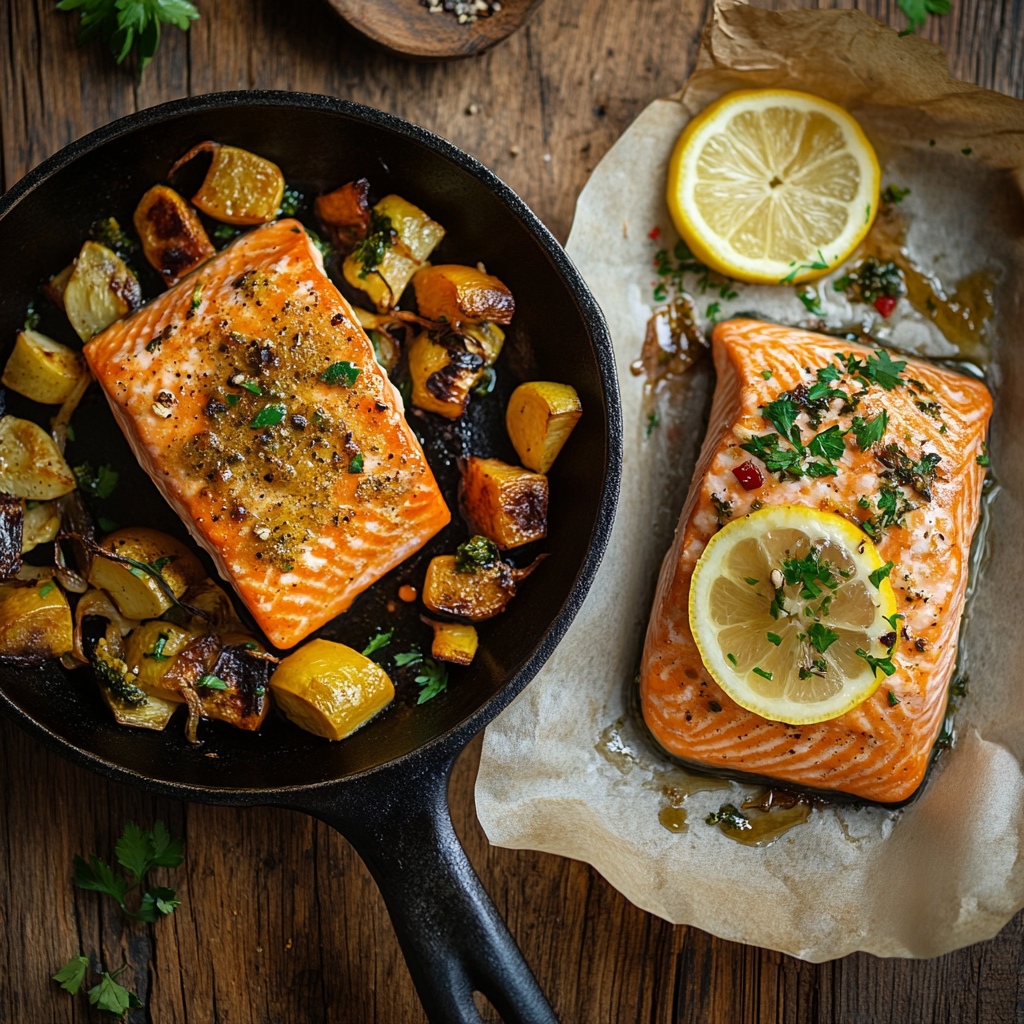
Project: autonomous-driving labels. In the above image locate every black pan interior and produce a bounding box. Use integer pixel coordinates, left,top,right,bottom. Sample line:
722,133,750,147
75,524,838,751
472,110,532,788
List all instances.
0,94,619,795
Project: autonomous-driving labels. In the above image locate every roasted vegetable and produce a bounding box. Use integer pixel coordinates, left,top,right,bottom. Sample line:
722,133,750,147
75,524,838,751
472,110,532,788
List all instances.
506,381,582,474
43,264,74,309
343,195,445,312
196,643,272,731
422,616,478,666
22,500,60,554
134,184,216,286
0,579,73,662
461,457,548,550
270,638,394,741
315,178,371,254
0,494,21,578
63,241,141,342
87,528,205,620
73,587,139,665
351,308,401,374
178,577,245,632
422,549,543,622
0,415,76,500
171,141,285,225
463,321,505,367
92,634,178,730
413,264,515,325
2,330,86,405
408,332,484,419
123,621,193,702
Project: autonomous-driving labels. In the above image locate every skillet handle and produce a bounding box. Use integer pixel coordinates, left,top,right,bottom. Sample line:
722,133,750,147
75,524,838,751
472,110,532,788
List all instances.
299,744,559,1024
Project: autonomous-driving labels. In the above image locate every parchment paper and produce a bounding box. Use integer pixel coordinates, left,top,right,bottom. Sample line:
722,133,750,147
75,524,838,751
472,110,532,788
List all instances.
475,1,1024,960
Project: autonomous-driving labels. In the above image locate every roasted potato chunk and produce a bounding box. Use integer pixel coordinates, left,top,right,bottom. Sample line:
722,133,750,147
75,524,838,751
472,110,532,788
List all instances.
123,621,194,703
315,178,371,254
22,500,60,554
413,264,515,326
422,616,478,666
271,638,394,741
408,332,484,420
87,528,205,620
64,241,141,341
43,264,74,309
0,580,73,662
92,635,179,730
2,330,85,405
461,457,548,550
134,184,216,286
0,415,76,500
463,321,505,367
171,141,285,225
343,194,445,312
422,545,542,622
506,381,582,474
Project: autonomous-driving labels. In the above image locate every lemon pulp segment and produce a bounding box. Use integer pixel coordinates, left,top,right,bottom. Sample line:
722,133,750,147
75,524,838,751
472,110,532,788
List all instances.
689,506,897,725
667,89,880,285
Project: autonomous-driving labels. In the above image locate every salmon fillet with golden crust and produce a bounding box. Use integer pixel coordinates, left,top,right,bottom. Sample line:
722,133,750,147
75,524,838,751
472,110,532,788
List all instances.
84,220,450,649
641,318,992,804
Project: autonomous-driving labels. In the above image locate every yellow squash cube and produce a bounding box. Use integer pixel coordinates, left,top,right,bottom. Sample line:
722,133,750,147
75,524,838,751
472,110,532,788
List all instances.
408,332,483,420
412,264,514,325
506,381,582,473
2,330,85,405
0,580,72,661
422,616,479,666
461,457,548,550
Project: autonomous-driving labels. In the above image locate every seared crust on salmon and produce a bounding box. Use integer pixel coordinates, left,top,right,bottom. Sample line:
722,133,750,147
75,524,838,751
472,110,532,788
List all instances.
640,318,992,803
84,220,451,649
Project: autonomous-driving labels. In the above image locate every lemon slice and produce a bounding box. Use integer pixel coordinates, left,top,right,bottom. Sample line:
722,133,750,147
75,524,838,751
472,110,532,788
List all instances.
689,506,897,725
667,89,880,285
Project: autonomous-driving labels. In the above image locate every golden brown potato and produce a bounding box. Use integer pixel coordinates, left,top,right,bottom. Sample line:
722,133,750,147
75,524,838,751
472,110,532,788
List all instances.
91,634,179,730
171,141,285,225
343,195,445,312
0,415,76,500
87,528,205,620
271,638,394,741
461,457,548,550
22,500,60,554
422,548,542,622
413,264,515,325
408,332,484,420
315,178,371,254
0,579,73,662
462,321,505,367
63,241,141,341
2,330,85,405
123,620,193,703
134,184,216,286
506,381,582,474
422,616,478,666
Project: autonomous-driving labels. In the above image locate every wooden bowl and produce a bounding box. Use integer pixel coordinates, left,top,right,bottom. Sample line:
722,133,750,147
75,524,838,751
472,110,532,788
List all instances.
326,0,544,61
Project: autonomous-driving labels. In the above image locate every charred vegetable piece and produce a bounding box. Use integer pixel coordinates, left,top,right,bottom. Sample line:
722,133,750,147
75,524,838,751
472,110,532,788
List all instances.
422,616,478,666
123,621,194,703
22,500,60,554
413,265,515,325
43,264,74,309
461,457,548,550
270,638,394,741
179,578,244,631
0,494,21,578
171,141,285,225
506,381,582,474
134,184,216,287
197,643,272,731
63,241,141,341
315,179,372,254
2,330,86,405
0,415,76,500
422,552,542,622
408,332,484,420
0,580,73,663
92,635,178,730
343,195,445,312
462,321,505,367
87,528,205,620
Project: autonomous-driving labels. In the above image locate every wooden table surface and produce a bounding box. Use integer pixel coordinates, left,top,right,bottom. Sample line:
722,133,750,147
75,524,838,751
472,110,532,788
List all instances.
2,1,1023,1021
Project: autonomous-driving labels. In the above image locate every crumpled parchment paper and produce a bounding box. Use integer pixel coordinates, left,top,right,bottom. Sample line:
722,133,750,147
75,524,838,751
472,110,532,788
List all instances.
475,0,1024,960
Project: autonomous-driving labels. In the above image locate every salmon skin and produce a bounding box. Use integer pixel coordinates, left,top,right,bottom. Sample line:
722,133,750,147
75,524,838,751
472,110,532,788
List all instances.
640,318,992,804
84,220,451,650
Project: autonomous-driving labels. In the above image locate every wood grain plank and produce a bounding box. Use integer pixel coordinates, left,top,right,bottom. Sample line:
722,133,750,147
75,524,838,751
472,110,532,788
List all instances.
1,0,1023,1021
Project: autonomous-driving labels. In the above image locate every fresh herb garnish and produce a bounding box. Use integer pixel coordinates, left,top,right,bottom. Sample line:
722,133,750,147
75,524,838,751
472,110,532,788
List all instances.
225,393,239,407
305,227,336,262
56,0,199,75
74,821,184,923
855,613,903,678
38,582,55,598
348,453,364,474
851,411,888,450
279,185,304,217
869,561,895,588
88,965,142,1019
706,301,722,323
73,462,120,499
321,361,361,387
144,632,171,661
797,287,824,315
807,622,839,654
394,648,423,667
710,493,732,527
761,370,772,380
415,657,448,704
706,804,751,829
780,250,830,285
782,550,840,601
745,577,759,586
197,674,227,690
761,397,801,446
652,237,739,302
864,483,917,535
882,184,911,204
249,404,286,429
766,632,782,646
808,424,846,462
645,411,660,437
888,690,901,706
839,348,907,391
353,210,397,279
897,0,950,35
726,653,738,666
53,955,90,995
362,630,394,657
213,223,241,246
128,554,175,581
190,282,203,312
455,535,500,574
752,666,773,680
976,443,990,467
240,380,262,395
877,442,941,500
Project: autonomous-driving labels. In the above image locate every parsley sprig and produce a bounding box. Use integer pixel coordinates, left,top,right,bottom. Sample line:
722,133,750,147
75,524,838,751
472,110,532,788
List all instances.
54,956,141,1020
394,647,449,703
897,0,949,34
74,820,184,923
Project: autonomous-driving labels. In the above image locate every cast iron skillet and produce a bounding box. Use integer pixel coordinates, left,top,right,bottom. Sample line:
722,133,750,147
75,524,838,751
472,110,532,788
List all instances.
0,92,621,1024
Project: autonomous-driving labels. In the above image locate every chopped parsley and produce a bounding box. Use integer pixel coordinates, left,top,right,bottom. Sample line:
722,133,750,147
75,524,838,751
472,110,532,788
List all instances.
38,582,55,599
706,804,751,829
415,657,448,704
321,361,360,386
645,411,660,437
710,493,732,527
882,184,911,204
877,442,941,500
856,613,903,678
761,397,801,445
143,632,171,661
888,690,901,706
73,462,120,499
782,550,841,602
240,380,263,395
863,483,918,535
652,237,739,303
455,535,499,573
726,653,738,666
197,674,228,690
353,210,397,279
833,258,904,306
808,424,845,461
249,404,286,429
394,648,423,667
797,287,824,316
851,411,888,450
869,561,895,588
361,629,393,657
225,393,239,407
807,622,839,654
976,443,990,467
189,282,203,311
744,577,759,586
766,632,782,646
761,370,772,380
348,453,364,474
752,666,773,680
839,348,907,391
780,249,830,285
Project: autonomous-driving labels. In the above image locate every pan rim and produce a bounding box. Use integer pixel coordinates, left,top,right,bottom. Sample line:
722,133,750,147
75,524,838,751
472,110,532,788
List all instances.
0,90,623,802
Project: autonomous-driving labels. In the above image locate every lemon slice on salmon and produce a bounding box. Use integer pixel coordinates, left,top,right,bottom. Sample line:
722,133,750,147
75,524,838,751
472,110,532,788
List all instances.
667,89,880,285
689,506,898,725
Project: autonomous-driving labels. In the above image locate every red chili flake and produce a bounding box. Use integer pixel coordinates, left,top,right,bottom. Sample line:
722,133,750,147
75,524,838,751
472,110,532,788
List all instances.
648,226,661,240
732,461,764,491
874,295,897,318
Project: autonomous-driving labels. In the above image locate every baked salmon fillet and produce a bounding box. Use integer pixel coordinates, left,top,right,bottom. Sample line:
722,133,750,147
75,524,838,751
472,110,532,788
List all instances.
640,318,992,804
84,219,450,649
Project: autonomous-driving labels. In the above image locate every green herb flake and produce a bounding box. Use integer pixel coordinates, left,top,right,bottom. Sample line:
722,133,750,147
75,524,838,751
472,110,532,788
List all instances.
797,287,824,316
53,954,90,995
455,535,499,574
766,632,782,646
706,803,751,830
726,653,738,666
362,629,394,657
744,577,759,586
882,185,911,204
38,582,55,599
976,442,990,467
851,410,888,450
761,397,801,445
320,361,361,387
962,147,972,156
706,301,722,323
888,690,901,706
24,299,40,331
73,462,120,500
761,370,772,380
807,622,839,654
249,404,286,429
645,411,660,438
348,453,364,474
415,657,449,704
190,282,203,311
225,393,239,407
66,423,76,442
394,648,423,668
240,380,263,395
279,185,304,217
897,0,950,34
808,424,846,462
144,632,171,662
88,967,142,1018
869,561,895,588
353,210,397,279
197,674,228,690
752,666,773,680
